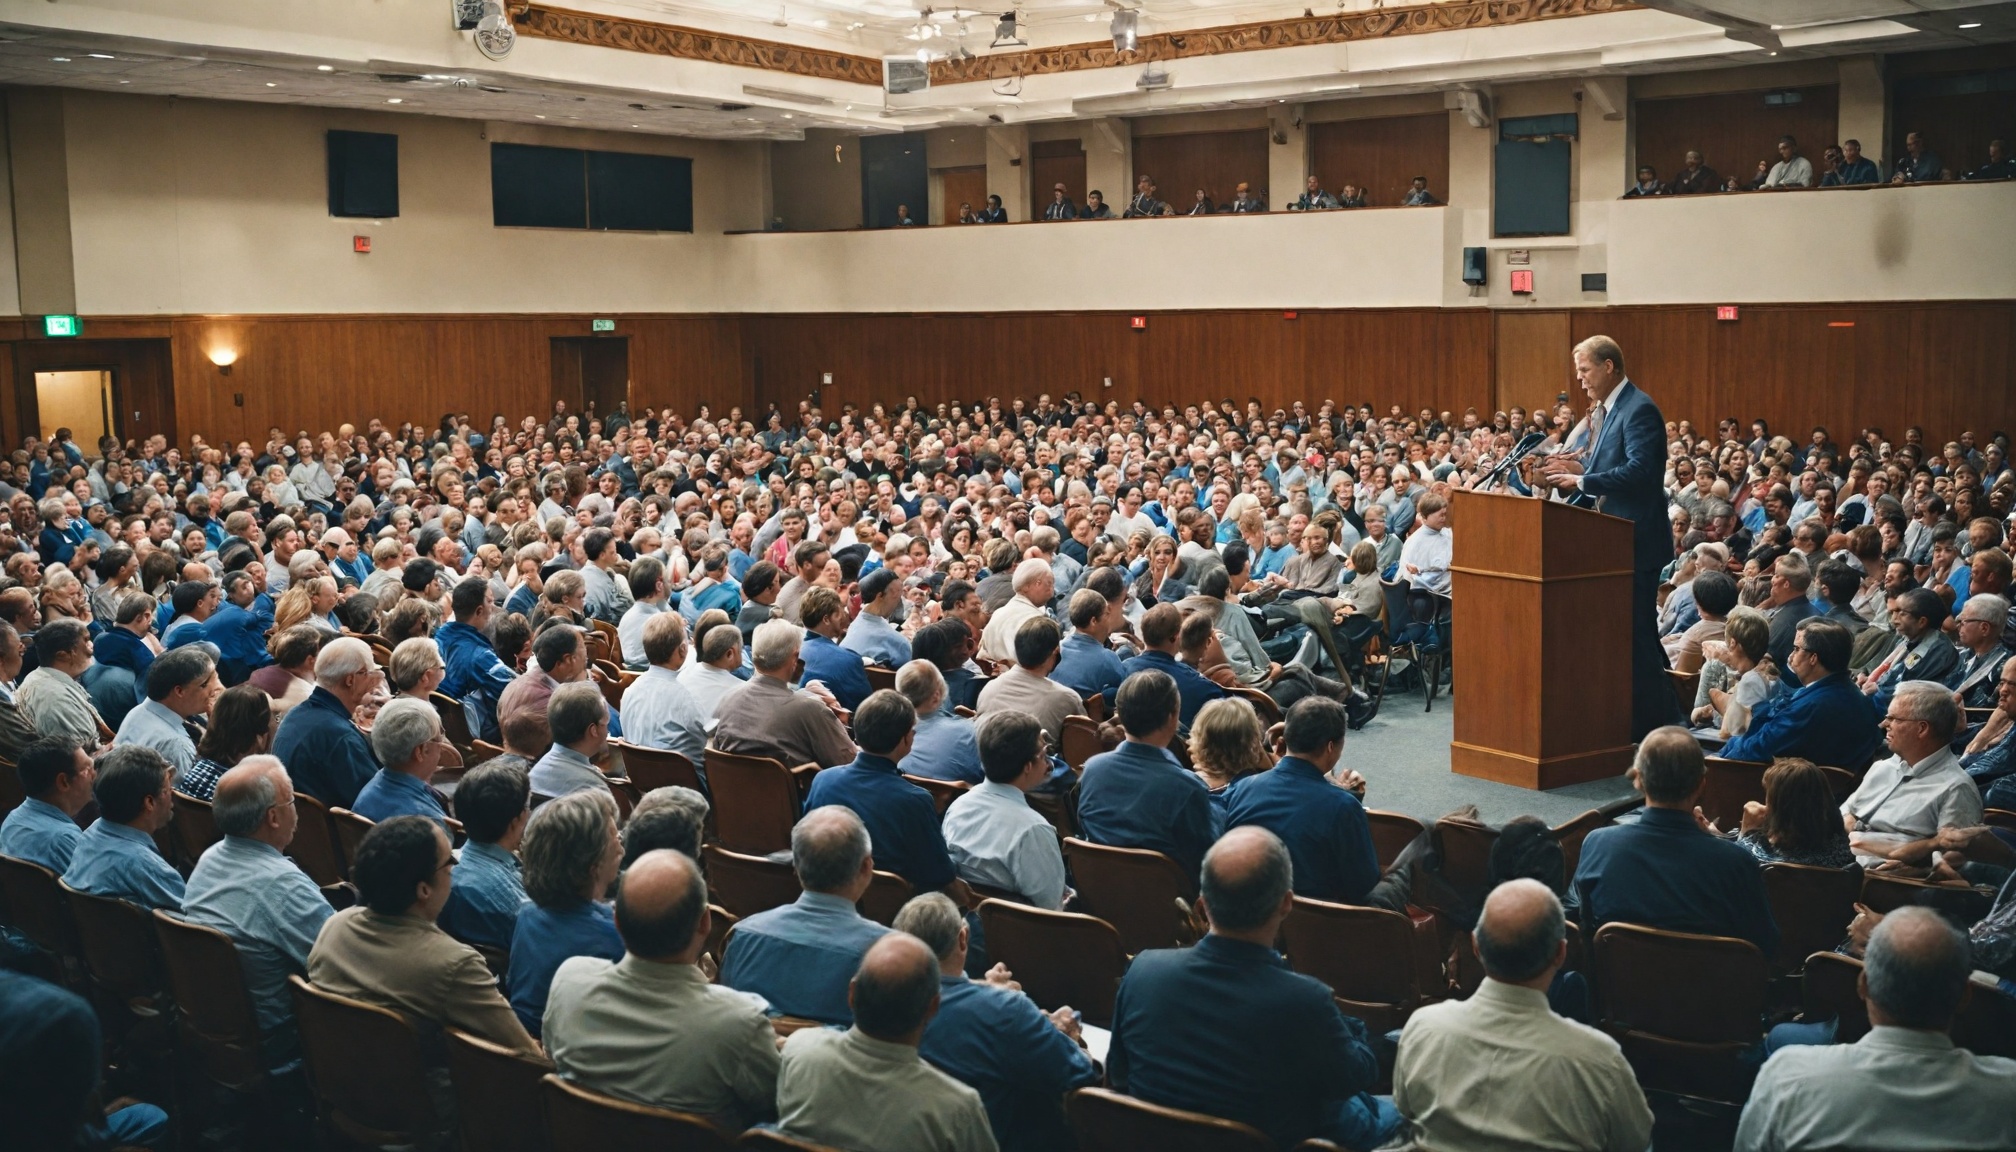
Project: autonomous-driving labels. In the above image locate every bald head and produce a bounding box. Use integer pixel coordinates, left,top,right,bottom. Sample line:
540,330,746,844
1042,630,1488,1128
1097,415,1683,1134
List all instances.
1865,905,1972,1031
850,932,941,1044
211,754,292,844
1474,878,1567,986
1200,826,1293,937
791,804,873,894
1633,725,1704,806
614,848,710,962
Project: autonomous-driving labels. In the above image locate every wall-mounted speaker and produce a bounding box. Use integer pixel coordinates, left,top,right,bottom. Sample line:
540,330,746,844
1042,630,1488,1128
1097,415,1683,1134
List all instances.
327,130,399,219
1581,273,1608,292
1461,246,1487,286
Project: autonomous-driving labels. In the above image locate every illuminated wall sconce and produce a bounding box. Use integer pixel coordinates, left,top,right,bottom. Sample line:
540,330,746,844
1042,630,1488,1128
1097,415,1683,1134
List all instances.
208,348,238,376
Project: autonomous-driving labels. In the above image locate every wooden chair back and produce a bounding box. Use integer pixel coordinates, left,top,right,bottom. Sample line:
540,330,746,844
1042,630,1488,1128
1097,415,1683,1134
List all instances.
61,881,167,1012
1955,979,2016,1059
1225,684,1282,726
1593,923,1769,1102
858,870,915,927
1800,950,1871,1043
978,899,1126,1025
471,740,507,764
1859,872,1995,922
433,691,478,754
443,1028,555,1152
540,1072,734,1151
1065,1086,1272,1152
704,748,801,855
1281,896,1443,1035
902,774,968,816
864,665,898,693
1985,808,2016,831
172,790,224,864
1550,809,1611,878
1431,817,1498,907
1063,837,1198,956
153,910,267,1091
602,776,641,820
703,904,737,971
1080,692,1108,723
0,755,22,818
1060,715,1104,774
736,1131,842,1151
289,975,445,1144
701,843,802,920
288,792,347,884
616,741,707,795
0,852,80,959
329,807,375,876
1027,786,1078,841
1761,863,1862,972
1364,810,1425,872
1668,668,1701,708
1819,765,1860,804
1699,756,1769,830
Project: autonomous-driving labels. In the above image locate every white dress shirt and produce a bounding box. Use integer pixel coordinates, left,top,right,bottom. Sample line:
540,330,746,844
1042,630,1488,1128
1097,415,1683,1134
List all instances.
941,781,1068,910
1398,525,1452,595
679,663,746,728
619,666,709,763
1841,745,1981,865
1735,1026,2016,1151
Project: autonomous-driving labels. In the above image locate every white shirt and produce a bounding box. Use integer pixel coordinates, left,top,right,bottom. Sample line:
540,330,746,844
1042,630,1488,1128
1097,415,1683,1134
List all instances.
941,781,1068,911
1762,155,1814,188
1735,1026,2016,1151
679,663,746,729
619,666,709,763
618,599,668,669
979,594,1046,666
1841,745,1981,865
1399,524,1452,595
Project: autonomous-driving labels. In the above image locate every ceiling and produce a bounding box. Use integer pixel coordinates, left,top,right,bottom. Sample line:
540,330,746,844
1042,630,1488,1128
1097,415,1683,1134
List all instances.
0,0,2009,142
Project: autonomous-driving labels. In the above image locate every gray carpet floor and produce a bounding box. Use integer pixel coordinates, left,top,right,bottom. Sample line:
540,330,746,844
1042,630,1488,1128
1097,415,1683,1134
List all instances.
1342,682,1640,826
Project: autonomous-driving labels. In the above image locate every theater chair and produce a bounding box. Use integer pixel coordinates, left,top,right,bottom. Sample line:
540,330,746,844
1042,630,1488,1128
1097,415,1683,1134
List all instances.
541,1072,734,1151
1066,1087,1271,1152
1064,838,1201,956
1593,923,1769,1104
978,899,1127,1025
444,1027,555,1152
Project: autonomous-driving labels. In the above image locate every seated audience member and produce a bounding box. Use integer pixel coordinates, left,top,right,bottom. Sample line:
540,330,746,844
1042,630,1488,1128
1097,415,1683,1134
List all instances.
1833,137,1882,185
896,893,1098,1152
976,615,1083,743
438,576,516,738
542,848,780,1129
1762,135,1814,187
1720,619,1882,766
1947,593,2010,709
1290,175,1339,211
506,789,624,1037
979,195,1007,222
799,586,874,712
718,805,891,1026
1962,137,2014,181
620,612,708,763
845,568,914,668
1842,680,1978,867
1041,183,1078,220
1572,727,1778,955
1112,826,1395,1150
942,712,1069,910
619,555,670,668
1961,660,2016,790
1665,568,1736,672
1762,555,1818,678
619,786,710,868
353,697,453,826
1228,182,1265,212
18,619,107,750
1814,557,1869,633
896,660,982,785
1077,669,1223,881
1402,175,1439,205
805,689,957,894
529,682,614,801
1224,696,1402,908
1692,606,1775,739
1122,603,1225,730
0,966,170,1152
178,756,334,1065
307,815,540,1056
1668,149,1722,194
1394,879,1653,1151
436,756,532,952
61,744,184,911
979,559,1053,665
1187,695,1275,798
247,624,321,719
0,735,92,871
712,618,857,770
1335,183,1369,208
114,646,220,777
775,932,998,1152
1862,587,1957,708
179,684,275,802
1889,130,1944,184
1052,588,1128,704
681,615,748,719
1082,189,1113,218
271,636,383,808
1624,165,1665,196
1735,906,2016,1151
1123,174,1169,218
1727,758,1856,868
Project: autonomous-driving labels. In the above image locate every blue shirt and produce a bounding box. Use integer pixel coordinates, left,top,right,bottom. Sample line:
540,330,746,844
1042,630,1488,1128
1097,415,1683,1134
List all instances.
1572,806,1778,956
115,697,199,777
350,768,450,828
0,797,84,873
179,835,333,1052
841,611,912,669
1122,650,1224,730
1719,670,1882,768
1223,757,1380,905
437,841,528,953
1051,633,1127,704
920,973,1099,1152
799,631,874,713
900,712,984,785
1077,740,1222,880
60,818,185,911
272,686,381,809
804,752,956,891
437,620,516,704
506,899,623,1038
1254,543,1296,580
1111,935,1385,1150
1963,722,2016,790
718,890,890,1025
204,604,273,683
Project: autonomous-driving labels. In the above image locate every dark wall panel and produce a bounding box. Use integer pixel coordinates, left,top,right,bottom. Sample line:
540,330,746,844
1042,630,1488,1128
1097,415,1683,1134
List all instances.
1634,85,1839,191
1309,113,1452,207
1030,139,1088,208
1130,129,1270,209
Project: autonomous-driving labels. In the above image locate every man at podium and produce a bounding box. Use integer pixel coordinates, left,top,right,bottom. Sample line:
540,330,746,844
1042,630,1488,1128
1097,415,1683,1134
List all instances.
1539,336,1683,740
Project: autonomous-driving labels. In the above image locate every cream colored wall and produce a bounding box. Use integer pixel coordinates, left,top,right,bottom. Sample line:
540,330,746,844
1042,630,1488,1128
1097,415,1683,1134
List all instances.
772,130,862,231
0,98,23,318
7,88,77,314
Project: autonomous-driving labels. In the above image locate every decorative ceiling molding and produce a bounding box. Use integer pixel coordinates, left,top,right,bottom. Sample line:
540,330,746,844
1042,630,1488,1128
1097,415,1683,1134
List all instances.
932,0,1636,85
516,4,885,86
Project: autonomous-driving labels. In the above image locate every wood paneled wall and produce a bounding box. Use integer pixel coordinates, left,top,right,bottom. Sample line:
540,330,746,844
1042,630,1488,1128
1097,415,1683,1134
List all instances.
1633,85,1839,189
1130,129,1271,209
939,167,988,223
1030,139,1089,206
1309,113,1452,207
1,301,2009,451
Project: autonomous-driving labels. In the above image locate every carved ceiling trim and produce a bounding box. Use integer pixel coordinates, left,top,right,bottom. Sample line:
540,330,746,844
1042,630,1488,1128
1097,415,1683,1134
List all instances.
516,5,886,86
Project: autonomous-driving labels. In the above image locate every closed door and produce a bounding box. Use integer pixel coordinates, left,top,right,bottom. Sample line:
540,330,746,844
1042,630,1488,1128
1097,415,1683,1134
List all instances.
940,166,988,224
35,369,114,446
1494,310,1573,419
551,337,630,424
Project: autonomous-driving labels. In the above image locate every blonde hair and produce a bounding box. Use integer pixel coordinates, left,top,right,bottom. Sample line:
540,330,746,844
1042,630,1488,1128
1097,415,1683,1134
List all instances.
1187,698,1272,787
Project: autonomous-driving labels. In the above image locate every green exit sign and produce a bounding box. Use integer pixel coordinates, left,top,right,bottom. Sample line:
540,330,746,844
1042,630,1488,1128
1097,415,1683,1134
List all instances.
591,318,615,333
43,314,80,338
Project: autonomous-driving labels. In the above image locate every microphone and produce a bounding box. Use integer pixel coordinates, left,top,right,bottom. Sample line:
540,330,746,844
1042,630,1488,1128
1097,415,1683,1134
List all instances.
1484,431,1548,491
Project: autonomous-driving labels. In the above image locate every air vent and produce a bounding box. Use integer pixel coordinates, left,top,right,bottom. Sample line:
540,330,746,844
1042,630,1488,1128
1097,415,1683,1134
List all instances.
716,102,750,111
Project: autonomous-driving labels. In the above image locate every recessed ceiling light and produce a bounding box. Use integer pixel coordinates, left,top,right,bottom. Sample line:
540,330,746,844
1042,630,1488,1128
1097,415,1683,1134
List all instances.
782,113,793,118
535,114,546,119
117,80,130,84
317,65,334,71
386,97,403,104
1959,21,1982,28
86,53,115,59
265,82,278,87
51,57,71,62
631,123,640,128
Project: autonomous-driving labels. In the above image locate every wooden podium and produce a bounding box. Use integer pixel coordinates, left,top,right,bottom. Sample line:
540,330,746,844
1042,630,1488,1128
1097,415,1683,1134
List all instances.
1449,490,1637,790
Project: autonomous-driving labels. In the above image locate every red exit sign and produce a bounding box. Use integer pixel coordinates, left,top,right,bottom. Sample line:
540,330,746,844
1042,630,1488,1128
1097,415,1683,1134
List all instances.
1716,305,1739,321
1129,316,1147,330
353,235,372,254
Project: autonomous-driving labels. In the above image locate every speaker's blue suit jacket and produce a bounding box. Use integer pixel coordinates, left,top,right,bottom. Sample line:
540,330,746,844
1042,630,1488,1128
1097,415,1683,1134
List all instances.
1580,379,1670,574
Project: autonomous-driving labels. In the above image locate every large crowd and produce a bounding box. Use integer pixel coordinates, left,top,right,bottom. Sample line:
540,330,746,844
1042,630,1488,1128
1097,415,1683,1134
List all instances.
4,380,2016,1151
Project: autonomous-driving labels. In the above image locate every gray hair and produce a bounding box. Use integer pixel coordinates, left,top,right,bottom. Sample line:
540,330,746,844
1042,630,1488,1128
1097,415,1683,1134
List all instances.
1893,680,1961,743
1963,593,2009,632
1573,334,1625,374
1011,557,1053,594
314,636,375,688
892,892,964,961
211,755,284,837
791,804,871,893
387,637,444,694
369,696,443,769
751,617,804,672
621,786,710,868
1634,725,1705,804
520,788,616,907
894,659,944,712
1865,905,1972,1029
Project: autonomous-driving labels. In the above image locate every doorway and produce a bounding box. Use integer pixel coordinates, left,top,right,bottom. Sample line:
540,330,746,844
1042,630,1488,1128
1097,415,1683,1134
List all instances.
34,369,115,446
939,166,988,224
550,337,630,427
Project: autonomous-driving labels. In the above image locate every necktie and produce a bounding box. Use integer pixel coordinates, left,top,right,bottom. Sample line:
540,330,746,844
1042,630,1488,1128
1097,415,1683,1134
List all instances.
1584,402,1606,460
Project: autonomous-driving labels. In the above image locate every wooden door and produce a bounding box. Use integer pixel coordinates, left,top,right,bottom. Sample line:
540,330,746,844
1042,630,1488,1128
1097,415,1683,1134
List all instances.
1493,310,1573,420
1031,140,1088,211
940,166,988,224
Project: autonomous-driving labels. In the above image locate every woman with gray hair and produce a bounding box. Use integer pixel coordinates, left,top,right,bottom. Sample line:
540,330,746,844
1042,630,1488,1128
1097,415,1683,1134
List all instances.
507,788,624,1038
349,696,452,828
